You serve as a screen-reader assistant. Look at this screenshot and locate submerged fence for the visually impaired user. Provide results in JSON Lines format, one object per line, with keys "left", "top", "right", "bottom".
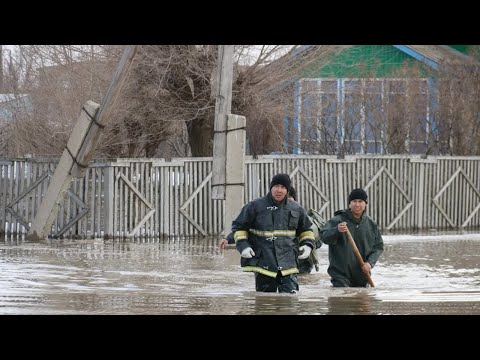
{"left": 1, "top": 155, "right": 480, "bottom": 238}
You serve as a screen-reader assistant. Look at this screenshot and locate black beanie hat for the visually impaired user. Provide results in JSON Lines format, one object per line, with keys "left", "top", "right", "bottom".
{"left": 289, "top": 186, "right": 297, "bottom": 200}
{"left": 348, "top": 188, "right": 368, "bottom": 203}
{"left": 270, "top": 173, "right": 291, "bottom": 193}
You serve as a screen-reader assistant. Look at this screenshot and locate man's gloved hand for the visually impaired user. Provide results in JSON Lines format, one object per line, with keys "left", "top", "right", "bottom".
{"left": 241, "top": 247, "right": 255, "bottom": 258}
{"left": 298, "top": 245, "right": 312, "bottom": 260}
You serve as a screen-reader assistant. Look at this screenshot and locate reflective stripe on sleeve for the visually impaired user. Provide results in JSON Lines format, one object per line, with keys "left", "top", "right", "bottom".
{"left": 298, "top": 230, "right": 315, "bottom": 242}
{"left": 234, "top": 230, "right": 248, "bottom": 242}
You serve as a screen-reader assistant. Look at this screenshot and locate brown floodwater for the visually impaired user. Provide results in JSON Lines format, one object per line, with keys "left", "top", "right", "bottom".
{"left": 0, "top": 234, "right": 479, "bottom": 314}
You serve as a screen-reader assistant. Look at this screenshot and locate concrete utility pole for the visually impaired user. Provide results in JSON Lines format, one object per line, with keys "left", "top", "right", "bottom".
{"left": 211, "top": 45, "right": 246, "bottom": 236}
{"left": 27, "top": 45, "right": 138, "bottom": 240}
{"left": 0, "top": 45, "right": 3, "bottom": 91}
{"left": 224, "top": 113, "right": 246, "bottom": 236}
{"left": 212, "top": 45, "right": 234, "bottom": 200}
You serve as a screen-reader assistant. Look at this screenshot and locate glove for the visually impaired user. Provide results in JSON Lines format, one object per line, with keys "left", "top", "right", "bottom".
{"left": 241, "top": 247, "right": 255, "bottom": 258}
{"left": 298, "top": 245, "right": 312, "bottom": 260}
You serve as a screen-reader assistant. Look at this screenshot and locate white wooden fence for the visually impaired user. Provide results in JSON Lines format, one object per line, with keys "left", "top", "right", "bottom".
{"left": 2, "top": 155, "right": 480, "bottom": 238}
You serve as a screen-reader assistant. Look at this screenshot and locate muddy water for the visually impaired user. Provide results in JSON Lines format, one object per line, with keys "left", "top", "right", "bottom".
{"left": 0, "top": 235, "right": 479, "bottom": 314}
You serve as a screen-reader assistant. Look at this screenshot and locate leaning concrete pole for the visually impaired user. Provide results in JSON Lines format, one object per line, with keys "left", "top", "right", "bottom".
{"left": 27, "top": 45, "right": 138, "bottom": 241}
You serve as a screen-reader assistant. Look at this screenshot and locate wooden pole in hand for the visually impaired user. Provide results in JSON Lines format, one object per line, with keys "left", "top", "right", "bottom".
{"left": 344, "top": 226, "right": 375, "bottom": 287}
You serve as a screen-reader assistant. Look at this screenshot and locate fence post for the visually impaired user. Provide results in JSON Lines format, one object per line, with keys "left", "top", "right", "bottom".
{"left": 417, "top": 162, "right": 425, "bottom": 229}
{"left": 104, "top": 165, "right": 114, "bottom": 238}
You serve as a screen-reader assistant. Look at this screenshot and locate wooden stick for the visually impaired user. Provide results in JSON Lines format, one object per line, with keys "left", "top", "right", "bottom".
{"left": 344, "top": 226, "right": 375, "bottom": 287}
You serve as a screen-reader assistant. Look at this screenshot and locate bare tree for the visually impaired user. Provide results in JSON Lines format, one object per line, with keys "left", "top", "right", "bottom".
{"left": 436, "top": 63, "right": 480, "bottom": 155}
{"left": 0, "top": 45, "right": 118, "bottom": 157}
{"left": 101, "top": 46, "right": 198, "bottom": 157}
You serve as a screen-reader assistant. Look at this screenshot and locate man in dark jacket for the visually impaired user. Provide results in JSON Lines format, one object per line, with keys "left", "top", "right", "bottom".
{"left": 231, "top": 174, "right": 316, "bottom": 293}
{"left": 320, "top": 188, "right": 384, "bottom": 287}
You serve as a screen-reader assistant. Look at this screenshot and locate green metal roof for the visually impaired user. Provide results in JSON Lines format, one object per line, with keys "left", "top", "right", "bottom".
{"left": 297, "top": 45, "right": 479, "bottom": 79}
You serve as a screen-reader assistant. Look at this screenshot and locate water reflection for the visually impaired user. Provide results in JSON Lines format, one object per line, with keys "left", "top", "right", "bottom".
{"left": 326, "top": 290, "right": 375, "bottom": 315}
{"left": 252, "top": 293, "right": 300, "bottom": 315}
{"left": 1, "top": 235, "right": 480, "bottom": 314}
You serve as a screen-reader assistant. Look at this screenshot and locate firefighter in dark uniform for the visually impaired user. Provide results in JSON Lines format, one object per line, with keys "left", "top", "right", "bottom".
{"left": 219, "top": 185, "right": 325, "bottom": 275}
{"left": 320, "top": 188, "right": 384, "bottom": 287}
{"left": 232, "top": 174, "right": 316, "bottom": 293}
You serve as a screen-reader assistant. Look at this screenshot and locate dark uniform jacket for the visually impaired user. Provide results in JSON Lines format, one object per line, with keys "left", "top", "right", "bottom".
{"left": 320, "top": 209, "right": 384, "bottom": 286}
{"left": 233, "top": 192, "right": 315, "bottom": 278}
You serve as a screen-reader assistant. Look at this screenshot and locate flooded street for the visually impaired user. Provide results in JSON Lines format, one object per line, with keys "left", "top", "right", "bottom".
{"left": 0, "top": 234, "right": 479, "bottom": 315}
